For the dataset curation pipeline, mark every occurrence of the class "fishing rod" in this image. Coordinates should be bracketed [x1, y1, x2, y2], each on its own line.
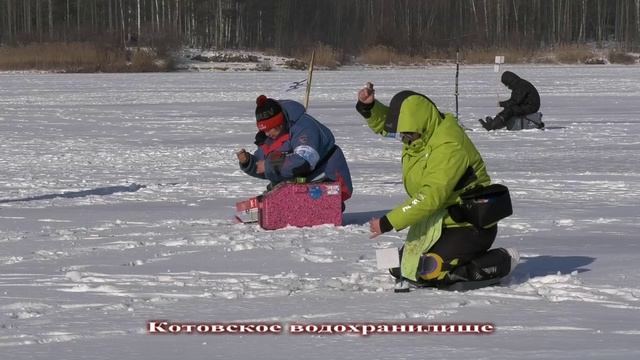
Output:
[303, 50, 316, 110]
[455, 47, 460, 121]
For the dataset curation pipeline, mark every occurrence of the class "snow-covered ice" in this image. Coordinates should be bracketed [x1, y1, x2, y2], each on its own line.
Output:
[1, 65, 639, 359]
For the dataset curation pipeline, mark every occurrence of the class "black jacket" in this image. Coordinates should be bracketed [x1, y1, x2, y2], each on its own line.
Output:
[499, 71, 540, 114]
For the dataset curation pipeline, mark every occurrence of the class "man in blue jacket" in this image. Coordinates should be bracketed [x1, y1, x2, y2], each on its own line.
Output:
[236, 95, 353, 207]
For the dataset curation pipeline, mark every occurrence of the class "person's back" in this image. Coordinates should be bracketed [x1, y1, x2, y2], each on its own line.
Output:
[500, 71, 540, 114]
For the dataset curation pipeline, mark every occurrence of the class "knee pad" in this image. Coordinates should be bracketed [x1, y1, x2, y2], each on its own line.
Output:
[417, 253, 444, 280]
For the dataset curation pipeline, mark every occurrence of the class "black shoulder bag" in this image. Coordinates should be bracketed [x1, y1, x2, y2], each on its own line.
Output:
[448, 184, 513, 229]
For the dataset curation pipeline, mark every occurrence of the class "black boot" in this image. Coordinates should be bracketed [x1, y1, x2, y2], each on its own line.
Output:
[478, 117, 492, 131]
[389, 267, 402, 279]
[479, 115, 506, 131]
[491, 115, 507, 130]
[449, 248, 512, 282]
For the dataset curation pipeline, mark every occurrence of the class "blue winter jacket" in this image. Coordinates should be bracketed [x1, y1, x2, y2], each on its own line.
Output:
[240, 100, 353, 201]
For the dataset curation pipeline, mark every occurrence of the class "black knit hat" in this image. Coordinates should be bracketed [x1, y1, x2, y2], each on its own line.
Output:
[255, 95, 284, 132]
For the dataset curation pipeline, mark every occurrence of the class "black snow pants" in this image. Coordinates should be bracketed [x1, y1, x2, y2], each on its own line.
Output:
[498, 102, 539, 122]
[391, 225, 511, 286]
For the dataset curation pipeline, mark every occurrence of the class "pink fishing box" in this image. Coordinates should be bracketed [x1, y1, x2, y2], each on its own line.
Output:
[235, 182, 343, 230]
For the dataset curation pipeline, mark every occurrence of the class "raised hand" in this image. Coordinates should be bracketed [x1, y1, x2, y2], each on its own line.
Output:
[236, 149, 249, 165]
[358, 82, 375, 104]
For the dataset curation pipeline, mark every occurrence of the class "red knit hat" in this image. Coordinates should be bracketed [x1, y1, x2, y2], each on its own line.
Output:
[255, 95, 284, 131]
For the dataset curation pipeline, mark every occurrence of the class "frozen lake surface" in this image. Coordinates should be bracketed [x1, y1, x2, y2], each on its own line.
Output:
[1, 65, 639, 359]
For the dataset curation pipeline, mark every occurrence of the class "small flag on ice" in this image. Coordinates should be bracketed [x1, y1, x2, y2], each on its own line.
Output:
[286, 79, 307, 92]
[494, 55, 505, 73]
[376, 247, 400, 269]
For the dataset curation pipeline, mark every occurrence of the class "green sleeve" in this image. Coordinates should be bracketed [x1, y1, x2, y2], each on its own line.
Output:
[365, 101, 391, 137]
[386, 142, 469, 230]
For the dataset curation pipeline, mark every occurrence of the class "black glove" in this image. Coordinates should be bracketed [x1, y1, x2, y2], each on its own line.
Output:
[254, 131, 267, 146]
[379, 215, 394, 233]
[356, 101, 375, 119]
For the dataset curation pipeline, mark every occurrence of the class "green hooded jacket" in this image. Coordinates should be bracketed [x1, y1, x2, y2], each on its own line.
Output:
[363, 92, 491, 230]
[361, 92, 492, 280]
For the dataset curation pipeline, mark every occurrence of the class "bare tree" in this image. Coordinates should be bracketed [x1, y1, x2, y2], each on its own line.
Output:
[137, 0, 141, 41]
[48, 0, 53, 39]
[636, 0, 640, 46]
[1, 0, 637, 52]
[7, 0, 15, 43]
[578, 0, 587, 43]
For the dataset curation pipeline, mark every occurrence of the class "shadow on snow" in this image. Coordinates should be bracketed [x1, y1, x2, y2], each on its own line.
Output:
[343, 209, 392, 225]
[514, 255, 595, 279]
[0, 183, 146, 203]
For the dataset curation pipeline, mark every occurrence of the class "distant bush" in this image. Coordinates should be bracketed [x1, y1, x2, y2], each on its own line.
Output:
[358, 45, 397, 65]
[191, 53, 259, 63]
[584, 57, 606, 65]
[0, 42, 102, 71]
[284, 58, 307, 70]
[555, 45, 595, 64]
[462, 49, 498, 64]
[286, 43, 340, 70]
[608, 50, 636, 64]
[0, 42, 172, 72]
[129, 48, 169, 72]
[463, 48, 537, 64]
[310, 43, 340, 69]
[530, 54, 558, 64]
[255, 59, 272, 71]
[358, 45, 426, 65]
[461, 46, 601, 64]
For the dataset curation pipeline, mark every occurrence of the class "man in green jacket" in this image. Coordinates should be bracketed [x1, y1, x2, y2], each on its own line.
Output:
[356, 84, 518, 287]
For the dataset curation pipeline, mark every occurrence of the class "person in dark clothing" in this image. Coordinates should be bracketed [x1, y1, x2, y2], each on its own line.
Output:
[479, 71, 542, 131]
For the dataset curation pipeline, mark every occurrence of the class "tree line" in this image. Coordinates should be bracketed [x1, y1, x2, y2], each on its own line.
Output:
[1, 0, 638, 54]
